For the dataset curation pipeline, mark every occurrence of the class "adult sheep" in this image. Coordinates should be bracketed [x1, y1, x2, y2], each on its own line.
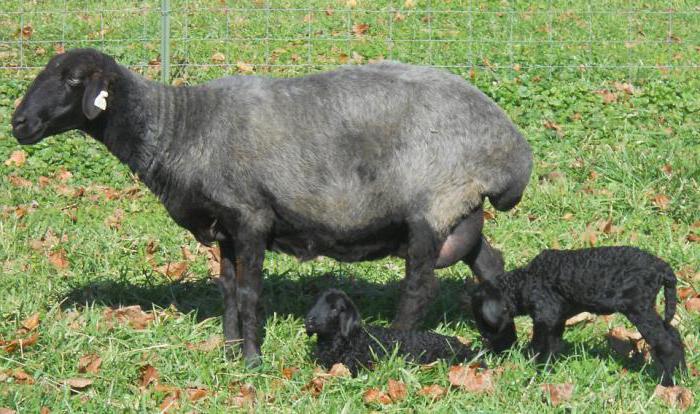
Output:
[11, 49, 532, 366]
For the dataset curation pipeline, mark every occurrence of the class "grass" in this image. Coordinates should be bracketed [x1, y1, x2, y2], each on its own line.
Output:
[1, 0, 699, 412]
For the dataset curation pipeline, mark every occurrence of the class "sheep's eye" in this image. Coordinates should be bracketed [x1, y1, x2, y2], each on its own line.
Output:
[66, 77, 81, 87]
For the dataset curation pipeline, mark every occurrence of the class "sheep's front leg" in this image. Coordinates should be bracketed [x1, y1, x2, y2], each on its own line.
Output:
[218, 240, 242, 352]
[234, 236, 266, 367]
[463, 235, 505, 283]
[392, 221, 440, 330]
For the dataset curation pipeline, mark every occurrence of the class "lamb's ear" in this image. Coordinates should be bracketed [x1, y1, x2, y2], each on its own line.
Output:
[339, 304, 360, 338]
[82, 73, 110, 120]
[481, 299, 505, 329]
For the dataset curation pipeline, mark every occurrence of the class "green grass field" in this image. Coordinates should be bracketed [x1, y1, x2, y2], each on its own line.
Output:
[1, 1, 699, 412]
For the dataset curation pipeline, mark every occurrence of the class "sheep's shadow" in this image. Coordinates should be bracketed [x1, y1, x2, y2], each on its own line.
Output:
[519, 337, 662, 382]
[61, 270, 476, 329]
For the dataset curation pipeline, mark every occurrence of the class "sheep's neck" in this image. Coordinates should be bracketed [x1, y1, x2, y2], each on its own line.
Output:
[84, 67, 200, 198]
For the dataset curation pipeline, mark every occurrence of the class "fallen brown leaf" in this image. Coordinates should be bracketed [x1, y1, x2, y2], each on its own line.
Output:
[55, 168, 72, 182]
[154, 261, 188, 280]
[0, 408, 16, 414]
[2, 333, 39, 353]
[448, 364, 495, 394]
[363, 388, 392, 405]
[103, 305, 155, 330]
[39, 407, 50, 414]
[678, 287, 698, 301]
[652, 194, 670, 211]
[387, 379, 407, 402]
[654, 385, 693, 410]
[688, 233, 700, 243]
[4, 150, 27, 167]
[64, 377, 93, 390]
[211, 52, 225, 63]
[159, 391, 180, 413]
[607, 326, 644, 359]
[565, 312, 596, 327]
[48, 249, 69, 270]
[282, 366, 299, 380]
[21, 313, 40, 332]
[580, 224, 598, 247]
[352, 23, 370, 36]
[418, 384, 447, 400]
[328, 362, 351, 378]
[661, 164, 673, 176]
[595, 89, 618, 103]
[613, 81, 635, 95]
[139, 364, 159, 388]
[685, 297, 700, 313]
[543, 120, 563, 136]
[8, 368, 35, 384]
[78, 354, 102, 374]
[186, 335, 222, 352]
[186, 387, 208, 402]
[541, 383, 574, 406]
[230, 383, 256, 407]
[236, 61, 254, 74]
[105, 208, 124, 230]
[302, 376, 325, 397]
[8, 175, 32, 188]
[181, 246, 195, 262]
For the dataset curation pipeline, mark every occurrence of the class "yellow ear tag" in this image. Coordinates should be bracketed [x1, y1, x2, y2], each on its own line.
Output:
[93, 90, 108, 110]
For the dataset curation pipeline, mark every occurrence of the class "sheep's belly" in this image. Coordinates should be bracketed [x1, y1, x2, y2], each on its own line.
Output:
[269, 223, 408, 263]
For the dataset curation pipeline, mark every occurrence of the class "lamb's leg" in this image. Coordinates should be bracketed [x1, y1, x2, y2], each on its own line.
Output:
[531, 322, 553, 364]
[626, 309, 683, 386]
[531, 306, 564, 364]
[392, 220, 440, 330]
[233, 235, 266, 367]
[217, 240, 242, 354]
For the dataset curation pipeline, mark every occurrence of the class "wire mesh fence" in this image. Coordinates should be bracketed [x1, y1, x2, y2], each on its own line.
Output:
[1, 1, 698, 83]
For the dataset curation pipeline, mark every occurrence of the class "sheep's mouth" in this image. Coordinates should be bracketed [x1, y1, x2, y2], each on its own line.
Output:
[13, 123, 46, 145]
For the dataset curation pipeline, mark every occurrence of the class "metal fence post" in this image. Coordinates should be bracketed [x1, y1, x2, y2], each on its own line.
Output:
[160, 0, 171, 84]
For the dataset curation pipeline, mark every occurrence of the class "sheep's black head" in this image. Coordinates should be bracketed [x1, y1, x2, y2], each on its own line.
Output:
[471, 280, 517, 353]
[12, 48, 118, 145]
[305, 289, 361, 339]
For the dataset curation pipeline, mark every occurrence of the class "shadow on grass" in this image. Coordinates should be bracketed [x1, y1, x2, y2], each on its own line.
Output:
[61, 270, 475, 329]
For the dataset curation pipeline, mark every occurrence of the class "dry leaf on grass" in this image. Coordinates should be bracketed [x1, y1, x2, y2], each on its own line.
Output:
[48, 249, 69, 270]
[39, 407, 50, 414]
[211, 52, 225, 63]
[387, 379, 407, 402]
[154, 261, 188, 280]
[78, 354, 102, 374]
[565, 312, 597, 326]
[139, 364, 159, 388]
[541, 383, 574, 406]
[448, 364, 495, 394]
[0, 408, 17, 414]
[20, 313, 40, 332]
[654, 385, 693, 410]
[652, 194, 670, 210]
[4, 150, 27, 167]
[352, 23, 370, 36]
[186, 387, 208, 402]
[1, 333, 39, 353]
[328, 362, 351, 377]
[363, 388, 392, 405]
[418, 384, 447, 400]
[685, 298, 700, 313]
[302, 376, 325, 397]
[607, 327, 649, 359]
[186, 335, 222, 352]
[230, 383, 256, 408]
[8, 175, 32, 188]
[3, 368, 34, 384]
[103, 305, 155, 330]
[678, 287, 698, 301]
[282, 366, 299, 380]
[64, 377, 93, 391]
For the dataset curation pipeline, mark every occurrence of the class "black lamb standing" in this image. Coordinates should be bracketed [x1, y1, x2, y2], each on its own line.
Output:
[471, 246, 687, 385]
[305, 289, 482, 375]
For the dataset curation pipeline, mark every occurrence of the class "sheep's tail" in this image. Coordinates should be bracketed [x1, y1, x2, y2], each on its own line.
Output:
[662, 265, 678, 325]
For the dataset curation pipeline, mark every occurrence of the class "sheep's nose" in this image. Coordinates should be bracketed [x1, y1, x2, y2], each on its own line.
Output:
[12, 115, 27, 128]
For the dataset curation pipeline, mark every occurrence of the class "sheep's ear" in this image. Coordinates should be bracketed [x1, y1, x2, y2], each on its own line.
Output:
[82, 73, 109, 120]
[481, 299, 504, 329]
[339, 306, 359, 338]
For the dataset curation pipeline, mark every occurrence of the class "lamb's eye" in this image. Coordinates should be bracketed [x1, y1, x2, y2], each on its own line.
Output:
[66, 77, 81, 87]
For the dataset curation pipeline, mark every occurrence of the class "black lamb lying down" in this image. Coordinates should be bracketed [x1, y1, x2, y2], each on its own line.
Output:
[471, 246, 687, 385]
[305, 289, 482, 375]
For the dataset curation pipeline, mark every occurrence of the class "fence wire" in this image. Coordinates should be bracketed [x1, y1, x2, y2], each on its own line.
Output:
[1, 1, 698, 82]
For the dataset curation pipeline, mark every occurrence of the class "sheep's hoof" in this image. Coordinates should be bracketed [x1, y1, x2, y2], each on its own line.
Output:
[244, 352, 262, 368]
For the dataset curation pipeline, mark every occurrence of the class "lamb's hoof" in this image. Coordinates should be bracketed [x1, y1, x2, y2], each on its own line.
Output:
[243, 346, 262, 368]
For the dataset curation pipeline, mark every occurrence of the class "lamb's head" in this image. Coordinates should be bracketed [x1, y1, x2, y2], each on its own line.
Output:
[471, 279, 517, 353]
[305, 289, 361, 339]
[12, 48, 119, 145]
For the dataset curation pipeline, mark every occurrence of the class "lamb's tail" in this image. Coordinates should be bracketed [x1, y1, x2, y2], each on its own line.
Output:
[662, 265, 678, 325]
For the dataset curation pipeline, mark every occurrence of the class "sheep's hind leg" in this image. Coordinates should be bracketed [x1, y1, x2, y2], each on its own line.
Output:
[625, 309, 684, 386]
[392, 220, 441, 331]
